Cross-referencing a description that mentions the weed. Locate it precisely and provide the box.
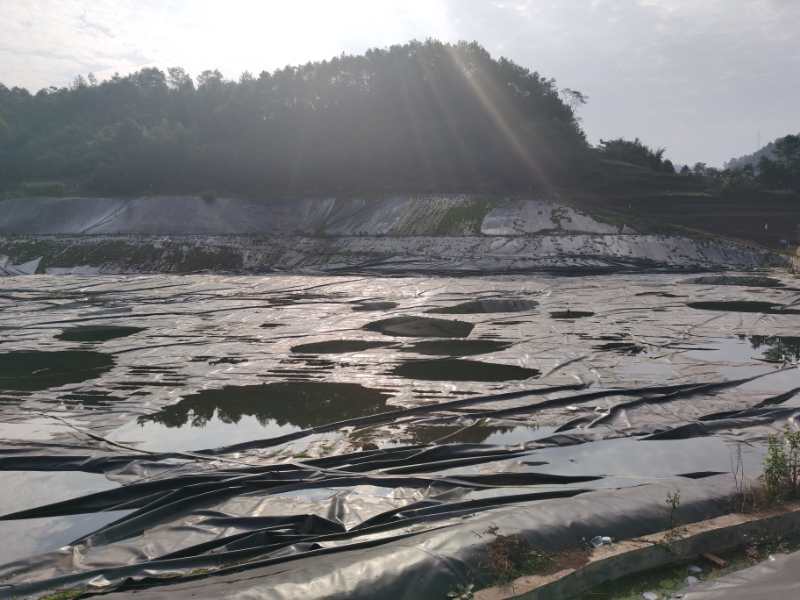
[483,533,552,587]
[665,489,681,529]
[763,426,800,502]
[730,443,769,513]
[662,489,688,549]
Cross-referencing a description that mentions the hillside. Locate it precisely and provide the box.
[0,40,587,197]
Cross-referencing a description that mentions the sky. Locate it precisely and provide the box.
[1,0,798,166]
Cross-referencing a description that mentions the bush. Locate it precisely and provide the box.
[763,427,800,502]
[20,181,66,197]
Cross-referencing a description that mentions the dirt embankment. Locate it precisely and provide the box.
[0,194,790,275]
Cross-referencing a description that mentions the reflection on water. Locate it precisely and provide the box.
[747,335,800,364]
[0,350,115,391]
[139,381,391,429]
[409,423,546,445]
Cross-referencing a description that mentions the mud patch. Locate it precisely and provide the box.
[364,316,474,338]
[687,301,800,314]
[549,310,595,319]
[401,339,511,356]
[392,359,539,381]
[0,350,115,391]
[139,381,391,430]
[291,340,395,354]
[56,325,145,342]
[427,299,537,314]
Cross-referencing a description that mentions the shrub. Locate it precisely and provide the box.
[763,427,800,502]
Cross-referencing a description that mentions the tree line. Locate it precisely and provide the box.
[1,39,796,199]
[0,40,590,197]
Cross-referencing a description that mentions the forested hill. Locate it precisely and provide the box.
[725,133,799,171]
[0,40,589,197]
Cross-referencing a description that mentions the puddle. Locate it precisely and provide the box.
[351,301,398,312]
[0,350,115,391]
[136,382,391,443]
[392,359,540,381]
[364,316,474,338]
[687,301,800,314]
[291,340,395,354]
[56,325,145,342]
[427,299,537,314]
[747,335,800,363]
[401,339,512,356]
[549,310,595,319]
[59,390,118,409]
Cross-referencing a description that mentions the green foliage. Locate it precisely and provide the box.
[0,41,588,197]
[721,134,800,193]
[597,138,674,172]
[756,135,800,191]
[20,181,66,196]
[446,583,475,599]
[37,589,82,600]
[763,427,800,502]
[483,533,552,585]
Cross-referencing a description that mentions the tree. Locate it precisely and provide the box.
[167,67,194,91]
[598,138,671,172]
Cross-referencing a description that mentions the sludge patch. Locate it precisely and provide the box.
[687,301,800,315]
[56,325,145,342]
[427,299,537,314]
[291,340,395,354]
[138,381,391,430]
[592,341,646,356]
[549,310,595,319]
[364,316,474,338]
[351,301,399,312]
[685,275,784,288]
[391,359,539,382]
[400,339,511,356]
[0,351,115,391]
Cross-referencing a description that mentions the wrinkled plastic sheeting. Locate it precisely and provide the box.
[683,550,800,600]
[2,475,737,599]
[1,272,800,598]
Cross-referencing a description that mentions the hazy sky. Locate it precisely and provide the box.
[2,0,798,166]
